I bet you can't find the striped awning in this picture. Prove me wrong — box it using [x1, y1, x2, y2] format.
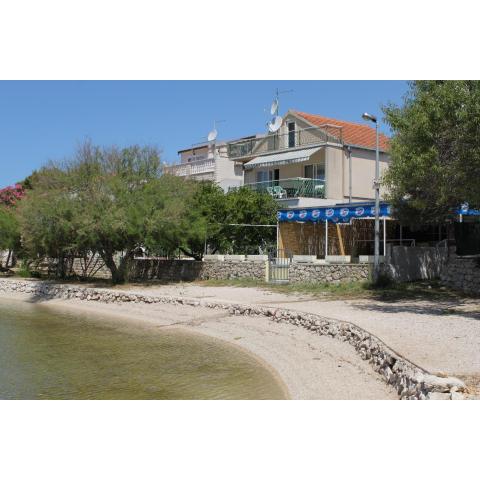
[243, 146, 324, 170]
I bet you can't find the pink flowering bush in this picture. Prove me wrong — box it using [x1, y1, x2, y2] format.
[0, 184, 25, 207]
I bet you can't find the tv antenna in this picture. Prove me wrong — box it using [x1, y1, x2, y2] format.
[270, 88, 293, 116]
[266, 88, 293, 132]
[207, 119, 225, 143]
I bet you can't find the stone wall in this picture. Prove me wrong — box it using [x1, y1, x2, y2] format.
[440, 256, 480, 295]
[42, 251, 455, 286]
[87, 257, 371, 284]
[131, 259, 266, 282]
[0, 278, 466, 400]
[202, 260, 265, 280]
[45, 255, 375, 285]
[289, 263, 370, 283]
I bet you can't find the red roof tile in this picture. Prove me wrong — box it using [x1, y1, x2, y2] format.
[294, 111, 390, 151]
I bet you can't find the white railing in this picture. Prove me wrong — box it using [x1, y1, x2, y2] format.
[227, 126, 343, 159]
[164, 157, 216, 177]
[242, 177, 326, 199]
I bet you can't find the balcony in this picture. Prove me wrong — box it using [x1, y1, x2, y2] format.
[227, 126, 342, 160]
[243, 177, 326, 200]
[164, 157, 215, 177]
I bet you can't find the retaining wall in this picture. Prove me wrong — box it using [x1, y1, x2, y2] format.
[440, 256, 480, 295]
[0, 278, 465, 400]
[65, 257, 373, 284]
[131, 259, 265, 282]
[41, 249, 450, 286]
[289, 263, 370, 283]
[381, 246, 448, 282]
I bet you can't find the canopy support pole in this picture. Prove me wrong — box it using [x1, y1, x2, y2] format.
[383, 217, 387, 257]
[276, 222, 279, 253]
[325, 219, 328, 258]
[336, 223, 345, 256]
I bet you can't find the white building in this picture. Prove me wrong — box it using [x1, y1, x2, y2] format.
[164, 135, 262, 192]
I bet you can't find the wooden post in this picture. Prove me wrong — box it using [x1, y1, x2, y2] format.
[336, 223, 345, 256]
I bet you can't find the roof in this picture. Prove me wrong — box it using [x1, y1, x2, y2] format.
[244, 146, 323, 170]
[293, 111, 390, 151]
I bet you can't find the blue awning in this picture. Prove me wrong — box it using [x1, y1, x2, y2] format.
[277, 203, 392, 223]
[455, 207, 480, 216]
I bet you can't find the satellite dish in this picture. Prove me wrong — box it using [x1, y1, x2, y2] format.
[268, 115, 283, 133]
[270, 98, 279, 116]
[207, 128, 218, 142]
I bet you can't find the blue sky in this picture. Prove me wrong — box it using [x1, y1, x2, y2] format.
[0, 81, 409, 187]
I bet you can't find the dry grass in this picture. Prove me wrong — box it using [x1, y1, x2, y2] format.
[196, 278, 475, 302]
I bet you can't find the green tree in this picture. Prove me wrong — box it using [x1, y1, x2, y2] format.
[220, 186, 278, 254]
[173, 181, 226, 259]
[19, 142, 195, 283]
[181, 184, 278, 257]
[383, 80, 480, 224]
[0, 206, 20, 268]
[145, 181, 278, 259]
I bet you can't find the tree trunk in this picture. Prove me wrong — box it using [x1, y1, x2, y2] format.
[100, 250, 119, 283]
[100, 249, 134, 284]
[116, 250, 134, 283]
[56, 256, 66, 279]
[179, 247, 202, 261]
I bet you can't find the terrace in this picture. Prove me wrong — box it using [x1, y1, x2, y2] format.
[227, 125, 343, 160]
[163, 157, 215, 177]
[243, 177, 325, 200]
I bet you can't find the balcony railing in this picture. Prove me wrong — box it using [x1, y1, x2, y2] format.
[164, 157, 215, 177]
[243, 177, 326, 200]
[227, 126, 343, 159]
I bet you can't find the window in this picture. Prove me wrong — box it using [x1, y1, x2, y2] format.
[256, 170, 272, 183]
[304, 164, 313, 179]
[256, 169, 279, 184]
[288, 122, 296, 148]
[304, 164, 325, 180]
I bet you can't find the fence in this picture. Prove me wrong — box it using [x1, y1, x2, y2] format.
[267, 249, 292, 283]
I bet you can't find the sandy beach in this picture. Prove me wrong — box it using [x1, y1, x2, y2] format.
[0, 289, 398, 399]
[121, 283, 480, 393]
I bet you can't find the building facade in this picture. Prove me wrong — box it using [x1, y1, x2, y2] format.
[164, 137, 256, 192]
[226, 110, 390, 208]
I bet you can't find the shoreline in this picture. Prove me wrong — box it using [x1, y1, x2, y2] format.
[0, 278, 470, 399]
[0, 287, 398, 400]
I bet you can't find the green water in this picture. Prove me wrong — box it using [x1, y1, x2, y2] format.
[0, 298, 286, 400]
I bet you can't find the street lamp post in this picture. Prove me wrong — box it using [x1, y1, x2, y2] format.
[362, 112, 380, 280]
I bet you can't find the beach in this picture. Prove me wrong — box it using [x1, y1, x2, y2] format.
[0, 287, 398, 400]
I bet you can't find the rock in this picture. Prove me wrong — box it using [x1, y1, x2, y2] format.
[427, 392, 452, 400]
[450, 392, 464, 400]
[422, 374, 466, 392]
[382, 366, 393, 382]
